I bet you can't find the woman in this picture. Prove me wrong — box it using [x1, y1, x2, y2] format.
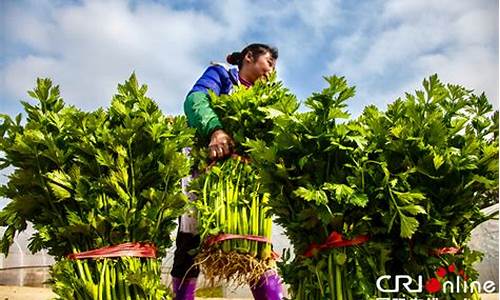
[171, 43, 283, 300]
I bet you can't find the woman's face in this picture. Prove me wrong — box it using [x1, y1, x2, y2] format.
[243, 51, 276, 82]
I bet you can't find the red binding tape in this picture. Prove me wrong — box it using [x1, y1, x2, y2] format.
[67, 242, 157, 260]
[304, 231, 369, 257]
[431, 246, 461, 256]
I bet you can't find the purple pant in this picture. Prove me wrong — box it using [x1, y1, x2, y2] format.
[250, 269, 284, 300]
[172, 270, 284, 300]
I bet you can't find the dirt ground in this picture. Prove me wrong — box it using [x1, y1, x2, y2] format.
[0, 286, 498, 300]
[0, 286, 251, 300]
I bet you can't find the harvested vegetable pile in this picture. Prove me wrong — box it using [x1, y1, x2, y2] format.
[357, 75, 498, 300]
[189, 73, 297, 286]
[0, 74, 194, 299]
[193, 156, 274, 286]
[0, 70, 496, 300]
[248, 75, 498, 299]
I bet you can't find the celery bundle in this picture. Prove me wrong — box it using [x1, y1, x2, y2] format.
[189, 73, 297, 285]
[248, 75, 498, 299]
[0, 74, 194, 299]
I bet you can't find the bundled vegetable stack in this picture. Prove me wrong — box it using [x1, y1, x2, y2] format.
[248, 75, 498, 299]
[0, 74, 194, 299]
[356, 75, 498, 299]
[248, 76, 390, 299]
[189, 73, 298, 286]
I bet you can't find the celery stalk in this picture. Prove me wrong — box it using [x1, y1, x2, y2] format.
[328, 252, 335, 300]
[336, 263, 343, 300]
[105, 260, 112, 300]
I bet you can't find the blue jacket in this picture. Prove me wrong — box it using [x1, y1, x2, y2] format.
[184, 64, 239, 138]
[188, 64, 239, 96]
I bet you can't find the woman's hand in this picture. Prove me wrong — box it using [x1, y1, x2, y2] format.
[208, 129, 235, 160]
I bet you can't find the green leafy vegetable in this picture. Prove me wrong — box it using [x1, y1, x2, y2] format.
[0, 74, 194, 299]
[248, 74, 498, 299]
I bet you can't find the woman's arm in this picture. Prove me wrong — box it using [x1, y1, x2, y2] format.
[184, 65, 235, 137]
[184, 65, 235, 159]
[184, 91, 222, 138]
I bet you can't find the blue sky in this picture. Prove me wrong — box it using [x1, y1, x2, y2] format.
[1, 0, 498, 120]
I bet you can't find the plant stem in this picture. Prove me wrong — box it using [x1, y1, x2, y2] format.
[345, 267, 353, 300]
[328, 252, 335, 300]
[117, 262, 126, 300]
[315, 264, 324, 296]
[97, 260, 105, 300]
[103, 258, 113, 300]
[336, 263, 343, 300]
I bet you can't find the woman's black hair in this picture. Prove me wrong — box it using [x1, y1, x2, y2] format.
[226, 43, 278, 68]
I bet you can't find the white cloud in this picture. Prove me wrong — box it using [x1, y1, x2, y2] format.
[328, 0, 498, 112]
[294, 0, 341, 35]
[1, 0, 497, 118]
[452, 8, 498, 45]
[416, 45, 498, 102]
[209, 0, 256, 41]
[3, 55, 59, 101]
[382, 0, 474, 22]
[1, 0, 232, 115]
